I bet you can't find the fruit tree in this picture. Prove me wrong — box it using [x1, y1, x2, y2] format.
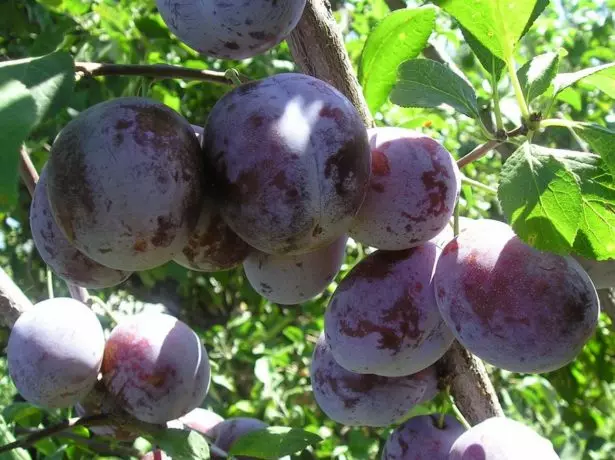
[0, 0, 614, 459]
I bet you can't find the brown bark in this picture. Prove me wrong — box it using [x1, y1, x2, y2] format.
[287, 0, 374, 128]
[288, 0, 504, 425]
[0, 267, 33, 328]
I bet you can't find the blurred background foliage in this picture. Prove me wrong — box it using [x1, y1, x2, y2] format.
[0, 0, 613, 459]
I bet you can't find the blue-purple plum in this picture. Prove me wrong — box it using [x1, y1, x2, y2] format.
[243, 235, 347, 305]
[156, 0, 307, 60]
[213, 418, 268, 460]
[47, 97, 203, 271]
[573, 255, 615, 289]
[310, 335, 438, 427]
[324, 243, 454, 377]
[174, 197, 253, 272]
[382, 414, 466, 459]
[101, 313, 210, 424]
[203, 73, 371, 256]
[448, 417, 559, 459]
[349, 128, 460, 250]
[7, 298, 105, 408]
[435, 219, 600, 373]
[171, 407, 224, 437]
[30, 166, 131, 289]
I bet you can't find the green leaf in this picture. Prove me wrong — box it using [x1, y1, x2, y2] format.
[517, 52, 560, 103]
[572, 165, 615, 260]
[0, 415, 32, 460]
[0, 81, 37, 209]
[0, 51, 74, 125]
[553, 62, 615, 95]
[229, 427, 322, 460]
[584, 66, 615, 98]
[458, 0, 548, 79]
[434, 0, 539, 61]
[391, 59, 480, 119]
[2, 403, 43, 426]
[154, 429, 210, 460]
[359, 6, 436, 113]
[572, 123, 615, 178]
[498, 142, 583, 253]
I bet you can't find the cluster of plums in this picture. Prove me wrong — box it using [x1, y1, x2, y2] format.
[381, 414, 560, 459]
[7, 298, 210, 425]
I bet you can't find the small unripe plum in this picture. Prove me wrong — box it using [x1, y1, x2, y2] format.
[382, 414, 466, 459]
[30, 166, 131, 289]
[156, 0, 307, 60]
[174, 198, 253, 272]
[214, 418, 268, 460]
[243, 235, 347, 305]
[102, 313, 211, 424]
[573, 255, 615, 289]
[448, 417, 559, 459]
[7, 298, 105, 409]
[47, 97, 203, 271]
[435, 219, 600, 373]
[324, 243, 454, 377]
[203, 73, 371, 256]
[349, 128, 460, 250]
[310, 335, 438, 427]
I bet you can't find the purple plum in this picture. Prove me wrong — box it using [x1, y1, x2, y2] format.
[243, 235, 347, 305]
[101, 313, 210, 424]
[435, 219, 600, 373]
[448, 417, 559, 459]
[310, 335, 438, 427]
[156, 0, 307, 60]
[30, 166, 131, 289]
[47, 97, 203, 271]
[382, 414, 466, 459]
[350, 127, 460, 250]
[214, 418, 268, 460]
[324, 243, 454, 377]
[8, 298, 105, 408]
[203, 73, 371, 256]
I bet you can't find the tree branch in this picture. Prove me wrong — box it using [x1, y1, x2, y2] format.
[598, 289, 615, 324]
[0, 268, 33, 328]
[457, 140, 502, 168]
[286, 0, 374, 127]
[288, 0, 504, 425]
[74, 62, 235, 85]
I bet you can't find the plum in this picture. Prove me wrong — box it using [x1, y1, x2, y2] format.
[47, 97, 203, 271]
[349, 128, 460, 250]
[324, 243, 454, 377]
[381, 414, 466, 459]
[435, 219, 600, 373]
[7, 298, 105, 409]
[30, 166, 131, 289]
[310, 335, 438, 427]
[174, 197, 253, 272]
[101, 313, 211, 424]
[448, 417, 560, 459]
[573, 255, 615, 289]
[203, 73, 371, 256]
[243, 235, 347, 305]
[169, 407, 224, 438]
[214, 418, 268, 460]
[155, 0, 307, 60]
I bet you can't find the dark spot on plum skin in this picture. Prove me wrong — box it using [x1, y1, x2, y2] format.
[324, 136, 370, 200]
[151, 216, 174, 248]
[371, 148, 391, 176]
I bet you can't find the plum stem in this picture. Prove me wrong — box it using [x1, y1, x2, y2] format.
[74, 62, 241, 85]
[224, 69, 243, 86]
[0, 414, 109, 455]
[460, 175, 498, 195]
[457, 140, 502, 169]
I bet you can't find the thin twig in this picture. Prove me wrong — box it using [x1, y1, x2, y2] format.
[56, 433, 141, 458]
[75, 62, 235, 85]
[461, 175, 498, 195]
[0, 414, 108, 455]
[457, 140, 502, 168]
